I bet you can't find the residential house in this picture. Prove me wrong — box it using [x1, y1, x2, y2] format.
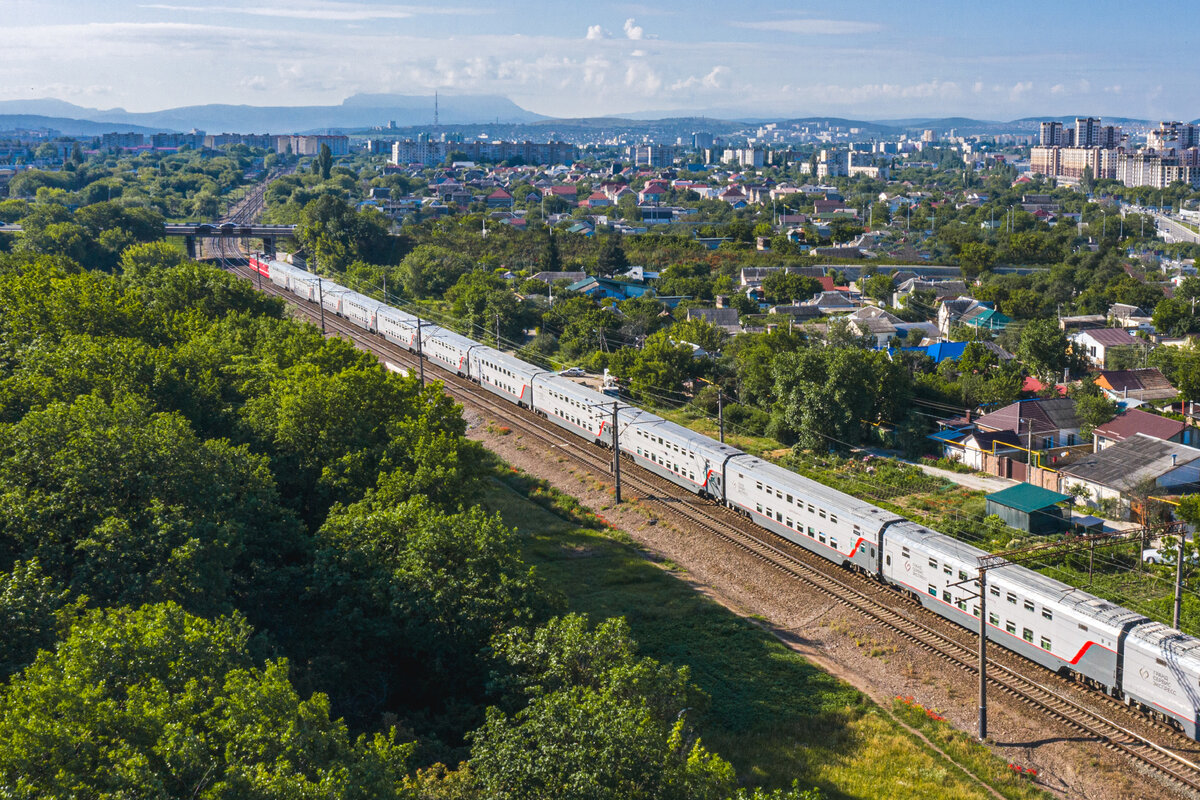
[767, 304, 823, 323]
[846, 307, 938, 348]
[937, 297, 1011, 335]
[1058, 314, 1108, 332]
[1070, 328, 1147, 368]
[687, 307, 741, 335]
[1108, 303, 1151, 329]
[939, 428, 1023, 471]
[902, 340, 1014, 364]
[892, 278, 968, 311]
[971, 397, 1083, 451]
[581, 192, 611, 209]
[1059, 434, 1200, 512]
[1092, 409, 1194, 451]
[1094, 368, 1178, 403]
[531, 271, 588, 285]
[718, 186, 748, 207]
[485, 188, 514, 208]
[566, 276, 655, 301]
[803, 291, 858, 315]
[548, 185, 577, 204]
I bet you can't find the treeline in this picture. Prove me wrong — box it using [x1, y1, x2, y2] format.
[0, 205, 816, 796]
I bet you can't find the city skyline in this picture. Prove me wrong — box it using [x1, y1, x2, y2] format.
[6, 0, 1198, 121]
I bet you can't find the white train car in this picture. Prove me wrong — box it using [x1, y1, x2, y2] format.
[725, 456, 899, 573]
[469, 346, 545, 407]
[268, 259, 304, 291]
[377, 306, 421, 350]
[1122, 622, 1200, 736]
[618, 406, 743, 499]
[343, 291, 384, 333]
[421, 325, 476, 376]
[320, 283, 350, 317]
[531, 373, 613, 444]
[882, 521, 1138, 689]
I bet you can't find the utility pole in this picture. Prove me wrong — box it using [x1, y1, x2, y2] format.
[1175, 533, 1186, 629]
[256, 252, 262, 291]
[495, 311, 501, 349]
[717, 386, 725, 443]
[317, 277, 326, 334]
[416, 318, 425, 386]
[611, 402, 622, 504]
[978, 568, 988, 740]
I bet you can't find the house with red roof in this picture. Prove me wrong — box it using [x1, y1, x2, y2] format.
[1070, 328, 1149, 368]
[581, 191, 611, 209]
[1093, 408, 1194, 451]
[485, 188, 514, 208]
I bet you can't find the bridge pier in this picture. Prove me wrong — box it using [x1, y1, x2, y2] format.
[185, 236, 197, 259]
[262, 236, 276, 258]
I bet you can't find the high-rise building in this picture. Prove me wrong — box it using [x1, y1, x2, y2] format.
[1147, 121, 1200, 153]
[1075, 117, 1101, 148]
[1039, 121, 1065, 147]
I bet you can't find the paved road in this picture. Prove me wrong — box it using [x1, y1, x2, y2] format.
[1154, 212, 1200, 245]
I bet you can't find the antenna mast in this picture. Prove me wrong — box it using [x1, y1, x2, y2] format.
[434, 91, 439, 128]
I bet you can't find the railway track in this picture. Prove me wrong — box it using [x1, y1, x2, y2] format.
[223, 260, 1200, 795]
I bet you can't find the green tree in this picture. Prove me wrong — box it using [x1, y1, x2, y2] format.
[398, 244, 474, 298]
[597, 234, 628, 274]
[861, 273, 895, 303]
[0, 603, 412, 799]
[297, 196, 394, 274]
[317, 141, 333, 181]
[761, 271, 821, 305]
[0, 394, 300, 613]
[958, 242, 997, 279]
[1017, 318, 1072, 380]
[544, 229, 562, 272]
[468, 615, 734, 800]
[0, 560, 74, 680]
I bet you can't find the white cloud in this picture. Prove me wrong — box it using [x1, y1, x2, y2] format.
[792, 79, 962, 105]
[1008, 80, 1034, 101]
[972, 81, 984, 93]
[585, 24, 610, 40]
[623, 18, 644, 40]
[734, 19, 882, 35]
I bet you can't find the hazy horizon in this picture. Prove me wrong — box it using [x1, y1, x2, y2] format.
[7, 0, 1195, 121]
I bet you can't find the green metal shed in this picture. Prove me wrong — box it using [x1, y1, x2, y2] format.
[984, 484, 1071, 534]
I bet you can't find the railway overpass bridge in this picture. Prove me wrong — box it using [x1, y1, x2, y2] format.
[163, 223, 298, 258]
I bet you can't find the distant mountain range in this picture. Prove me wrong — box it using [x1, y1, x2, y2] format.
[0, 94, 1184, 139]
[0, 93, 544, 135]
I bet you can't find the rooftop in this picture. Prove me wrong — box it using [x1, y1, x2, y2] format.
[1060, 434, 1200, 490]
[985, 483, 1072, 513]
[1092, 408, 1189, 443]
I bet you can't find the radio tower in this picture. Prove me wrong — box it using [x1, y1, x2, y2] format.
[434, 91, 439, 129]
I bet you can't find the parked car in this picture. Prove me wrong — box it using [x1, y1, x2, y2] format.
[559, 367, 585, 377]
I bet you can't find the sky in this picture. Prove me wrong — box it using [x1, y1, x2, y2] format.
[5, 0, 1196, 121]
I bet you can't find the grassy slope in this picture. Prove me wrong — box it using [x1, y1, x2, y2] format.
[484, 472, 1050, 800]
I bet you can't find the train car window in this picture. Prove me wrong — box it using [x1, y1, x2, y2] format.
[808, 504, 814, 513]
[988, 612, 999, 625]
[929, 558, 938, 569]
[776, 490, 783, 499]
[819, 510, 827, 519]
[901, 547, 910, 558]
[943, 564, 952, 576]
[973, 606, 980, 617]
[942, 590, 951, 602]
[928, 585, 937, 596]
[958, 570, 968, 581]
[807, 527, 815, 537]
[786, 518, 793, 529]
[766, 507, 772, 517]
[818, 534, 826, 544]
[1006, 593, 1016, 605]
[1042, 609, 1052, 620]
[787, 494, 793, 503]
[756, 482, 762, 491]
[777, 512, 783, 523]
[830, 515, 837, 524]
[989, 586, 1000, 597]
[1024, 600, 1035, 613]
[1006, 621, 1016, 634]
[1079, 624, 1088, 631]
[756, 504, 763, 513]
[956, 599, 966, 610]
[886, 555, 891, 566]
[1157, 658, 1167, 667]
[1023, 628, 1034, 643]
[830, 538, 837, 549]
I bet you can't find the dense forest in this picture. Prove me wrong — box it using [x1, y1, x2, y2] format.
[0, 211, 796, 796]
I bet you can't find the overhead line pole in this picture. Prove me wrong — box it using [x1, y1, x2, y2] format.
[416, 318, 425, 386]
[317, 276, 326, 334]
[611, 402, 622, 504]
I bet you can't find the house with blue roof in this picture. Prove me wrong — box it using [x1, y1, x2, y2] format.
[566, 276, 656, 301]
